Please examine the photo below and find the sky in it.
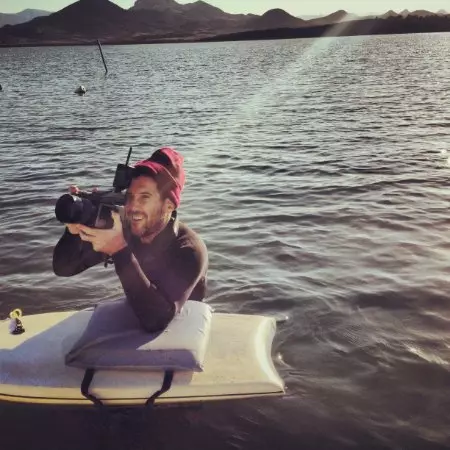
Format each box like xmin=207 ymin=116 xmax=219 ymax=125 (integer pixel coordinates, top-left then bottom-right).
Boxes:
xmin=1 ymin=0 xmax=449 ymax=16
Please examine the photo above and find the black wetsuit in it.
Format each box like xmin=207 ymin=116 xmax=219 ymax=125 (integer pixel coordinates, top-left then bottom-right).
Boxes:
xmin=53 ymin=213 xmax=208 ymax=332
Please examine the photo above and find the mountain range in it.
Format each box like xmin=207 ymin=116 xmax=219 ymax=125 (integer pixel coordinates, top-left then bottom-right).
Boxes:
xmin=0 ymin=0 xmax=449 ymax=46
xmin=0 ymin=9 xmax=51 ymax=28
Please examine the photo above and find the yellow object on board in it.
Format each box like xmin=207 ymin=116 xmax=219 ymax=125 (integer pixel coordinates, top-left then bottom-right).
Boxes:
xmin=9 ymin=309 xmax=23 ymax=320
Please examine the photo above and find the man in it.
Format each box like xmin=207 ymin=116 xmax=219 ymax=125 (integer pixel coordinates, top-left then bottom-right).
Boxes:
xmin=53 ymin=148 xmax=208 ymax=332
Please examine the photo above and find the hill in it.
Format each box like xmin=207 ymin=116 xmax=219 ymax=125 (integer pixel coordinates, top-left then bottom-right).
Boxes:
xmin=201 ymin=14 xmax=450 ymax=43
xmin=244 ymin=9 xmax=305 ymax=30
xmin=306 ymin=10 xmax=354 ymax=26
xmin=2 ymin=2 xmax=450 ymax=47
xmin=0 ymin=9 xmax=50 ymax=28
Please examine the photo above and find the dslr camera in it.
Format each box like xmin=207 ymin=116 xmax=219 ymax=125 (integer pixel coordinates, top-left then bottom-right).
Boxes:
xmin=55 ymin=148 xmax=134 ymax=229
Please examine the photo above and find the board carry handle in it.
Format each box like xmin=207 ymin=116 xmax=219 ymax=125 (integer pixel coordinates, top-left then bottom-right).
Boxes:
xmin=80 ymin=369 xmax=175 ymax=407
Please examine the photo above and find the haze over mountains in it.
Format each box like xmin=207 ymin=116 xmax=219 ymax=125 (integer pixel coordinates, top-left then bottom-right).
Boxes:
xmin=0 ymin=0 xmax=449 ymax=46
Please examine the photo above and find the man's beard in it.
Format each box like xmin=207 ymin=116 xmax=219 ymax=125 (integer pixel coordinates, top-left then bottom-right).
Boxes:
xmin=125 ymin=206 xmax=166 ymax=241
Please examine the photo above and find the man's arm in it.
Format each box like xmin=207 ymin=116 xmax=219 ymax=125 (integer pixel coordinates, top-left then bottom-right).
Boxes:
xmin=70 ymin=213 xmax=208 ymax=331
xmin=53 ymin=228 xmax=103 ymax=276
xmin=112 ymin=245 xmax=207 ymax=332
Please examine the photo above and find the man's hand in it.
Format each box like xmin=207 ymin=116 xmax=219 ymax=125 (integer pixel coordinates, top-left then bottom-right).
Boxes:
xmin=69 ymin=185 xmax=80 ymax=195
xmin=78 ymin=211 xmax=127 ymax=256
xmin=66 ymin=223 xmax=82 ymax=235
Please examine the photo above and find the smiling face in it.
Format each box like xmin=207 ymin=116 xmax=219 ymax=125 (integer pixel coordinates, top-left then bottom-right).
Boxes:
xmin=124 ymin=175 xmax=175 ymax=243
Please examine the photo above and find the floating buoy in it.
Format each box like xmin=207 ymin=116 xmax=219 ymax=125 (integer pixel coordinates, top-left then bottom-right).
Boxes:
xmin=75 ymin=85 xmax=86 ymax=95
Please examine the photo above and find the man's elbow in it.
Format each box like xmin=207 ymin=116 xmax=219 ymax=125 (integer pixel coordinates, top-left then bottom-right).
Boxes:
xmin=52 ymin=257 xmax=75 ymax=277
xmin=53 ymin=267 xmax=72 ymax=277
xmin=138 ymin=306 xmax=176 ymax=334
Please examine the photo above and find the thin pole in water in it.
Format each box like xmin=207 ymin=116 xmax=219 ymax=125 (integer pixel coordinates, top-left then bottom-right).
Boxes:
xmin=97 ymin=39 xmax=108 ymax=75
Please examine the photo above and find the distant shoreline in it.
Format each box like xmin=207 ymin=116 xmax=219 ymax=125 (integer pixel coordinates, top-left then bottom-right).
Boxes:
xmin=2 ymin=16 xmax=450 ymax=49
xmin=0 ymin=39 xmax=197 ymax=48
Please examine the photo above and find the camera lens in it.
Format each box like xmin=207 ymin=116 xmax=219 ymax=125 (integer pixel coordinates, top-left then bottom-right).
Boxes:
xmin=55 ymin=194 xmax=96 ymax=225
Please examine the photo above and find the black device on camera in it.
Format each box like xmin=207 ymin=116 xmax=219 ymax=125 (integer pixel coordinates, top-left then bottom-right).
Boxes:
xmin=54 ymin=148 xmax=134 ymax=229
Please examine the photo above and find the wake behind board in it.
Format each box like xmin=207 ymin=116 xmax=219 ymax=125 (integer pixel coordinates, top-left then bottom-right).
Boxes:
xmin=0 ymin=308 xmax=285 ymax=406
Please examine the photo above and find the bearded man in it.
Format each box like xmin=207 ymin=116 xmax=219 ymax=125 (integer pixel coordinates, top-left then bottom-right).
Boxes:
xmin=53 ymin=148 xmax=208 ymax=332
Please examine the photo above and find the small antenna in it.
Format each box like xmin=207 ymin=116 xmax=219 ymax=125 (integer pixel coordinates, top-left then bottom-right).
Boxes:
xmin=125 ymin=147 xmax=133 ymax=166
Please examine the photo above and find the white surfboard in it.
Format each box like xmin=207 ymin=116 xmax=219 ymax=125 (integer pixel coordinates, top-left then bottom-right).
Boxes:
xmin=0 ymin=308 xmax=285 ymax=406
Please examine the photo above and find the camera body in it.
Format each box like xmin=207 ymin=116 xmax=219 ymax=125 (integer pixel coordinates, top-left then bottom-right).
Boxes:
xmin=55 ymin=190 xmax=125 ymax=229
xmin=55 ymin=149 xmax=134 ymax=229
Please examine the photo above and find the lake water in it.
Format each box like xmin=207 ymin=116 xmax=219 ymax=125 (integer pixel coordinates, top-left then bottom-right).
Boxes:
xmin=1 ymin=32 xmax=450 ymax=450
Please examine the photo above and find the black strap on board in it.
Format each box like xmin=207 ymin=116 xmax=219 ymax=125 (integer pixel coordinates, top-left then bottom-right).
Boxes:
xmin=145 ymin=370 xmax=174 ymax=406
xmin=81 ymin=368 xmax=174 ymax=407
xmin=81 ymin=368 xmax=104 ymax=407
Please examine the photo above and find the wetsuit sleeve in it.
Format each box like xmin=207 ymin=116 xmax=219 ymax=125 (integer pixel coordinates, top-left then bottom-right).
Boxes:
xmin=112 ymin=245 xmax=207 ymax=333
xmin=53 ymin=229 xmax=103 ymax=276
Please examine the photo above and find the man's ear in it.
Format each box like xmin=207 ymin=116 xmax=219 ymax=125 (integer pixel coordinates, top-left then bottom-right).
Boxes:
xmin=163 ymin=198 xmax=175 ymax=216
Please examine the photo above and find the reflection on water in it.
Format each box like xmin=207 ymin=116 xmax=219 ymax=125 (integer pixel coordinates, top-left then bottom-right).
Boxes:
xmin=1 ymin=33 xmax=450 ymax=449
